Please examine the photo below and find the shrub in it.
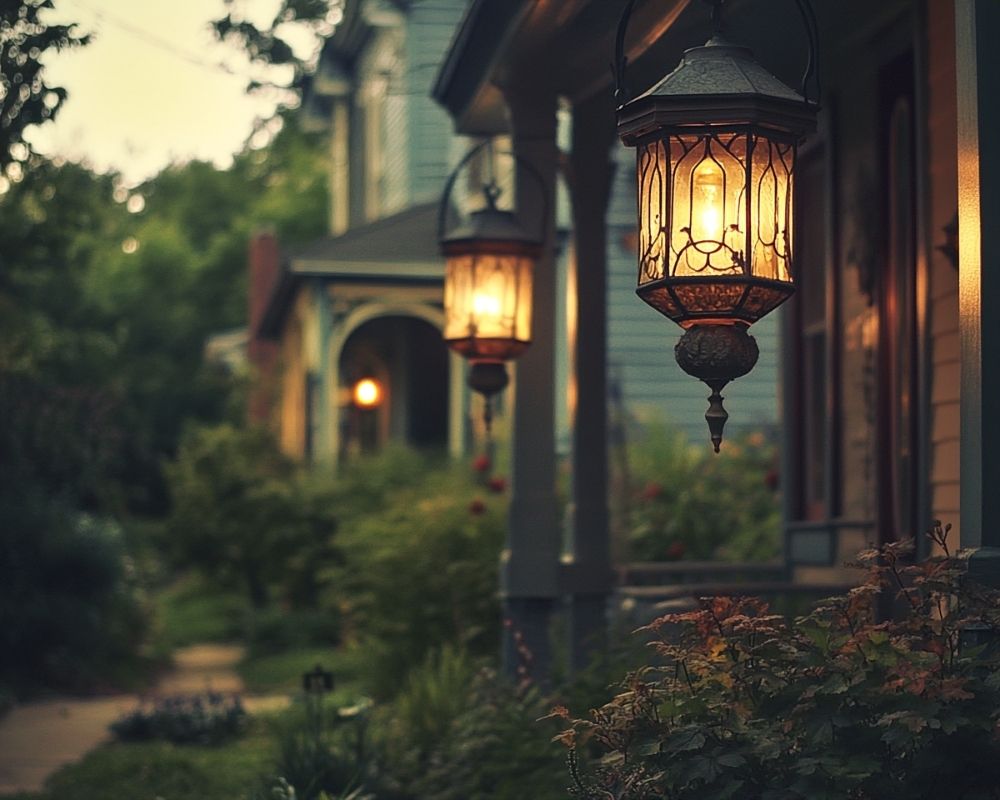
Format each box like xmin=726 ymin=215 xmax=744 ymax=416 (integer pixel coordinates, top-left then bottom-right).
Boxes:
xmin=358 ymin=644 xmax=566 ymax=800
xmin=164 ymin=424 xmax=341 ymax=610
xmin=0 ymin=497 xmax=149 ymax=695
xmin=260 ymin=695 xmax=374 ymax=800
xmin=333 ymin=461 xmax=506 ymax=698
xmin=624 ymin=423 xmax=780 ymax=562
xmin=111 ymin=692 xmax=247 ymax=745
xmin=561 ymin=523 xmax=1000 ymax=800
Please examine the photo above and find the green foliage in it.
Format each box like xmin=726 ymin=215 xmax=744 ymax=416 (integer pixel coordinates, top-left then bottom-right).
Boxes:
xmin=262 ymin=695 xmax=373 ymax=800
xmin=0 ymin=501 xmax=149 ymax=695
xmin=374 ymin=660 xmax=568 ymax=800
xmin=154 ymin=574 xmax=248 ymax=649
xmin=0 ymin=1 xmax=87 ymax=172
xmin=238 ymin=647 xmax=346 ymax=696
xmin=111 ymin=692 xmax=247 ymax=746
xmin=164 ymin=423 xmax=341 ymax=609
xmin=625 ymin=424 xmax=780 ymax=561
xmin=8 ymin=717 xmax=276 ymax=800
xmin=212 ymin=0 xmax=339 ymax=94
xmin=562 ymin=523 xmax=1000 ymax=800
xmin=331 ymin=451 xmax=507 ymax=698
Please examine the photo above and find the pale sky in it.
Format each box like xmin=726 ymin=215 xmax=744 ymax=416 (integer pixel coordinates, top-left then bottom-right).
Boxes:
xmin=27 ymin=0 xmax=331 ymax=186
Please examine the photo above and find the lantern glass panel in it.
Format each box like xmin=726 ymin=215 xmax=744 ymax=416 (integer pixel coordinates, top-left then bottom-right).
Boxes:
xmin=636 ymin=129 xmax=796 ymax=325
xmin=444 ymin=252 xmax=532 ymax=360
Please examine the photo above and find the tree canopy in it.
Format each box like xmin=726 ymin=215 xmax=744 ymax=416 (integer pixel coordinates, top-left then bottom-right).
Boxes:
xmin=0 ymin=0 xmax=86 ymax=173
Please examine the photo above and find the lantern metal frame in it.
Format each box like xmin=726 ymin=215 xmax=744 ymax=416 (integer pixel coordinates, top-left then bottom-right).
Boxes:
xmin=437 ymin=140 xmax=548 ymax=436
xmin=613 ymin=0 xmax=820 ymax=451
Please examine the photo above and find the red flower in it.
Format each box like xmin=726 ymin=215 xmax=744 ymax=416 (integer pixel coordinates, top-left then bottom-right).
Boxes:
xmin=468 ymin=498 xmax=487 ymax=516
xmin=487 ymin=476 xmax=507 ymax=493
xmin=665 ymin=541 xmax=685 ymax=561
xmin=764 ymin=468 xmax=779 ymax=491
xmin=640 ymin=481 xmax=663 ymax=501
xmin=472 ymin=454 xmax=491 ymax=473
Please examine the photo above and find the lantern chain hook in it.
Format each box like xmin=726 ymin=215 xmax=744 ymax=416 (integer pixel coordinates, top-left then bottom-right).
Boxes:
xmin=614 ymin=0 xmax=821 ymax=109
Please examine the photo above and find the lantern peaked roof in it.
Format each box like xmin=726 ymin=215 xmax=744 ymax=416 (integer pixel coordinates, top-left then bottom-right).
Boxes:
xmin=638 ymin=36 xmax=805 ymax=103
xmin=617 ymin=35 xmax=818 ymax=145
xmin=441 ymin=206 xmax=542 ymax=250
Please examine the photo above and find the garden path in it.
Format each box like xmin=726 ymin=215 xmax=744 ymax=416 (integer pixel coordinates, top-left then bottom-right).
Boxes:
xmin=0 ymin=644 xmax=288 ymax=795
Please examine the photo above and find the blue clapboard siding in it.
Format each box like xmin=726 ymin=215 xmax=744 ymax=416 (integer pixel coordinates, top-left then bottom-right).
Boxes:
xmin=607 ymin=142 xmax=781 ymax=442
xmin=405 ymin=0 xmax=467 ymax=204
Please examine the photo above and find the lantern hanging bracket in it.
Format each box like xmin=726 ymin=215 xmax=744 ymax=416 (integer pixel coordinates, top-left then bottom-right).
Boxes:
xmin=614 ymin=0 xmax=820 ymax=109
xmin=436 ymin=139 xmax=549 ymax=245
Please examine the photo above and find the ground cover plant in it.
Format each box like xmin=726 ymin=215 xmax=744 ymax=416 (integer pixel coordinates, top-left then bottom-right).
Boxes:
xmin=561 ymin=523 xmax=1000 ymax=800
xmin=111 ymin=692 xmax=247 ymax=746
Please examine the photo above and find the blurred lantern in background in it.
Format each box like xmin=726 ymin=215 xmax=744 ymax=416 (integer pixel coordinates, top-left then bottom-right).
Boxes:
xmin=614 ymin=0 xmax=818 ymax=451
xmin=438 ymin=145 xmax=544 ymax=439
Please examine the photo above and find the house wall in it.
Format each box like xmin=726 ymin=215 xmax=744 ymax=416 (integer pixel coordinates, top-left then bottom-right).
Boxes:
xmin=925 ymin=0 xmax=960 ymax=543
xmin=404 ymin=0 xmax=468 ymax=205
xmin=278 ymin=287 xmax=321 ymax=459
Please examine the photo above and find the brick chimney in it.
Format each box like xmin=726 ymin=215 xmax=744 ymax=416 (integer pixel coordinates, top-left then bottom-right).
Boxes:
xmin=247 ymin=230 xmax=281 ymax=424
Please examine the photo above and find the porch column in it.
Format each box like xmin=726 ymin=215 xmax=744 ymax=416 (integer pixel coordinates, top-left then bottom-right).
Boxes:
xmin=501 ymin=82 xmax=561 ymax=682
xmin=956 ymin=1 xmax=1000 ymax=572
xmin=565 ymin=91 xmax=617 ymax=670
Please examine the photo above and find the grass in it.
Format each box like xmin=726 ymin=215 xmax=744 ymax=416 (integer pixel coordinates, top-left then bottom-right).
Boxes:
xmin=6 ymin=717 xmax=276 ymax=800
xmin=153 ymin=574 xmax=247 ymax=650
xmin=238 ymin=646 xmax=367 ymax=703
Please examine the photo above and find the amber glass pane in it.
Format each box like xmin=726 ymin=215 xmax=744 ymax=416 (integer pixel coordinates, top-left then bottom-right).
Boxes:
xmin=668 ymin=132 xmax=748 ymax=278
xmin=750 ymin=137 xmax=794 ymax=282
xmin=637 ymin=139 xmax=669 ymax=284
xmin=444 ymin=253 xmax=532 ymax=354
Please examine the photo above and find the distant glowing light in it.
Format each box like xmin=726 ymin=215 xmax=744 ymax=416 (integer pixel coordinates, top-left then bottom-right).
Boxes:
xmin=126 ymin=194 xmax=145 ymax=213
xmin=353 ymin=378 xmax=382 ymax=408
xmin=122 ymin=236 xmax=139 ymax=254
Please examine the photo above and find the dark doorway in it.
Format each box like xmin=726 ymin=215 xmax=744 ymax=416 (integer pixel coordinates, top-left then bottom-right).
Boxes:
xmin=338 ymin=315 xmax=449 ymax=456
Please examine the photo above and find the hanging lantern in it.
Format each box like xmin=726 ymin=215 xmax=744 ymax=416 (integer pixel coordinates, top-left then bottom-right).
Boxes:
xmin=439 ymin=162 xmax=543 ymax=435
xmin=615 ymin=1 xmax=818 ymax=451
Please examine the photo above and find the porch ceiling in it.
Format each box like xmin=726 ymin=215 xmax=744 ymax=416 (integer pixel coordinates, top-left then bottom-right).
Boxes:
xmin=433 ymin=0 xmax=840 ymax=136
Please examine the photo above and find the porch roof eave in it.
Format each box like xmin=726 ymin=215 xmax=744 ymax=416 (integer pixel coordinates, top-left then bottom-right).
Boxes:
xmin=431 ymin=0 xmax=695 ymax=135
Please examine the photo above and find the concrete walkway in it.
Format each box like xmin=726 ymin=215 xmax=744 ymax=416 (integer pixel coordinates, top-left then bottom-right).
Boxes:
xmin=0 ymin=644 xmax=288 ymax=796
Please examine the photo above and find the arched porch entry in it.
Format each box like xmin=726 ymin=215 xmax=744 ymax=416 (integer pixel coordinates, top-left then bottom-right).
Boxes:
xmin=329 ymin=303 xmax=466 ymax=463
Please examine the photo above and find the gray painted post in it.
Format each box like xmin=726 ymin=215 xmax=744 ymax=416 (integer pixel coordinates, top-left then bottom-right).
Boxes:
xmin=501 ymin=84 xmax=562 ymax=682
xmin=956 ymin=1 xmax=1000 ymax=578
xmin=565 ymin=92 xmax=617 ymax=670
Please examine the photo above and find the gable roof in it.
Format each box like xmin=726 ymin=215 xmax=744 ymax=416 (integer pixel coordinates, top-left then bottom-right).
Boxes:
xmin=257 ymin=202 xmax=443 ymax=339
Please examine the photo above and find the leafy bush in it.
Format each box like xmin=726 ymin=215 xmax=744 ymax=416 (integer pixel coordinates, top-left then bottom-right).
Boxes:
xmin=562 ymin=523 xmax=1000 ymax=800
xmin=332 ymin=456 xmax=506 ymax=698
xmin=259 ymin=695 xmax=374 ymax=800
xmin=624 ymin=423 xmax=780 ymax=561
xmin=111 ymin=692 xmax=247 ymax=745
xmin=164 ymin=424 xmax=342 ymax=610
xmin=0 ymin=498 xmax=149 ymax=695
xmin=406 ymin=670 xmax=568 ymax=800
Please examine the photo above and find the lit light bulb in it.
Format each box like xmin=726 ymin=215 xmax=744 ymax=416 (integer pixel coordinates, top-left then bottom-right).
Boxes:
xmin=353 ymin=378 xmax=382 ymax=408
xmin=472 ymin=291 xmax=502 ymax=319
xmin=691 ymin=159 xmax=724 ymax=242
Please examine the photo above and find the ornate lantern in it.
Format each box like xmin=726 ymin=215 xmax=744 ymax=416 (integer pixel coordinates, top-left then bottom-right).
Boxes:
xmin=439 ymin=147 xmax=543 ymax=435
xmin=615 ymin=0 xmax=818 ymax=451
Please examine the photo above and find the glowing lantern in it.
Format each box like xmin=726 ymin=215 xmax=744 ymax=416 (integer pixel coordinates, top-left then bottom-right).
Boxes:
xmin=615 ymin=6 xmax=817 ymax=451
xmin=440 ymin=182 xmax=541 ymax=431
